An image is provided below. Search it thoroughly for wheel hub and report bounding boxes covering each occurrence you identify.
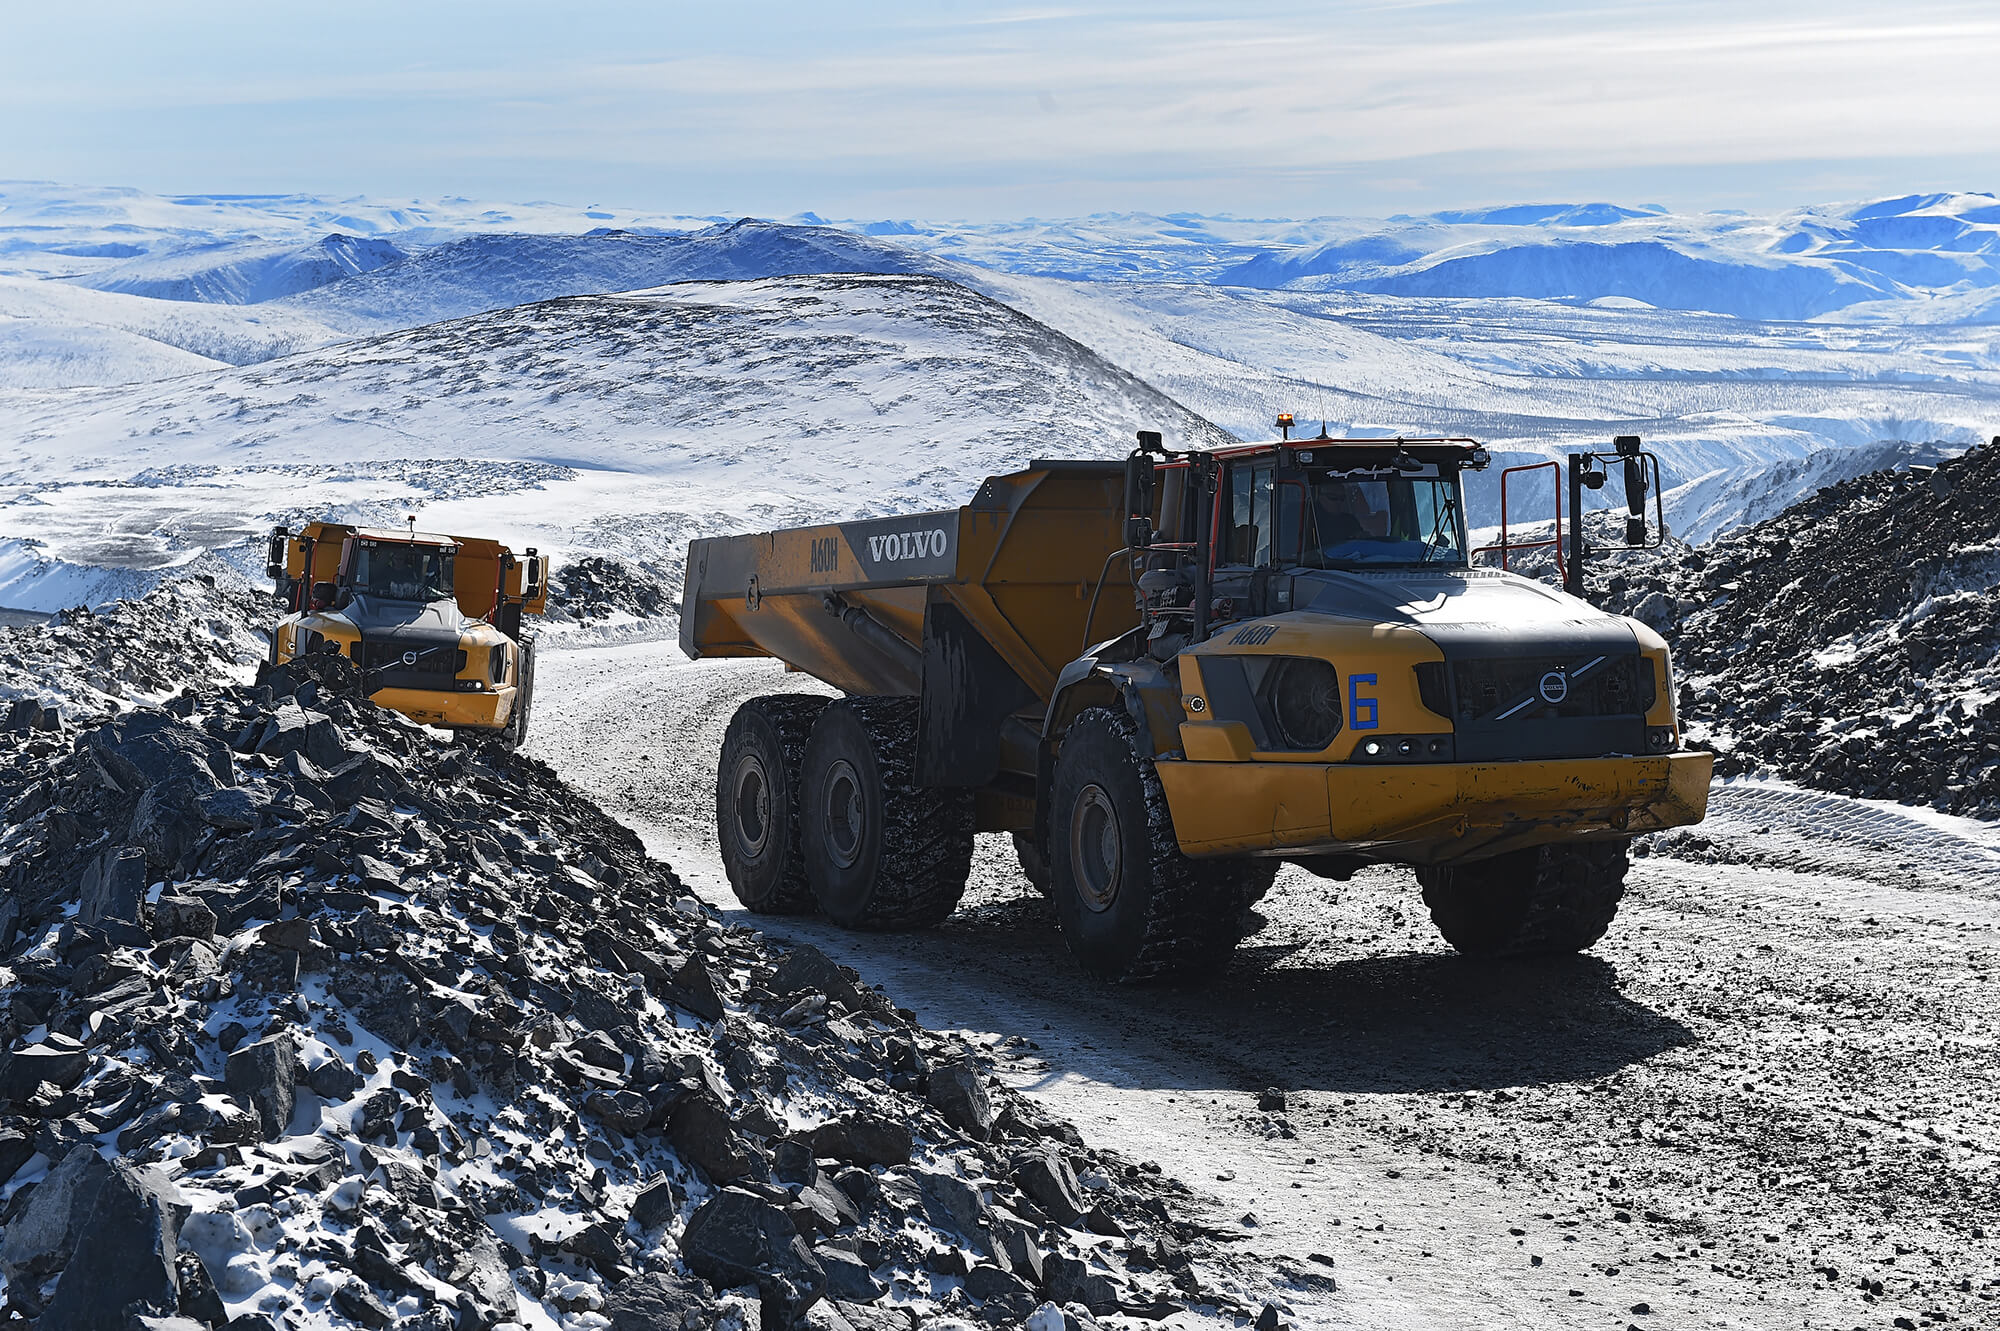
[823,758,865,870]
[731,754,771,856]
[1069,783,1123,913]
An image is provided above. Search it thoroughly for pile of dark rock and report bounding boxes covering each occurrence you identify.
[547,558,676,625]
[0,632,1249,1328]
[0,576,268,718]
[1539,441,2000,816]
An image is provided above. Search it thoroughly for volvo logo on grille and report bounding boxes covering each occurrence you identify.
[1538,670,1570,704]
[401,650,420,667]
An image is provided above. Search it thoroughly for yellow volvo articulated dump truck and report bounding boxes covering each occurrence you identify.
[267,521,548,744]
[681,432,1711,981]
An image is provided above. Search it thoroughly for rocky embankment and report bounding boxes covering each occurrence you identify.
[0,592,1256,1330]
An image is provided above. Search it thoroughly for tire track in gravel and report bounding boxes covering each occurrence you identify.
[534,643,2000,1330]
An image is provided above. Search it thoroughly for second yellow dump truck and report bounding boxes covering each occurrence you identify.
[681,432,1711,981]
[267,521,548,744]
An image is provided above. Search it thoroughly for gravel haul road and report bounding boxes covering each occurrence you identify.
[536,644,2000,1331]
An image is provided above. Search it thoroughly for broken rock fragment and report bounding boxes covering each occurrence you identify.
[683,1186,828,1327]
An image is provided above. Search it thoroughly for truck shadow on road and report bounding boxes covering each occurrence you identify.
[754,881,1697,1099]
[1186,942,1696,1095]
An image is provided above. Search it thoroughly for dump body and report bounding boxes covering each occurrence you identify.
[684,462,1136,793]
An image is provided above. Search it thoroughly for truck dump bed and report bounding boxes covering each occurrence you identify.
[682,462,1134,777]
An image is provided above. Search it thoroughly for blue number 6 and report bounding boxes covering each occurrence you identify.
[1348,673,1379,731]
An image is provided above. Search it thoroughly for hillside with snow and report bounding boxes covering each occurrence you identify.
[0,273,1227,610]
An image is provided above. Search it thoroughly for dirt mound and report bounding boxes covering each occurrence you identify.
[0,586,1252,1329]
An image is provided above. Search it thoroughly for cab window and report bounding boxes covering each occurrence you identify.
[1226,462,1273,565]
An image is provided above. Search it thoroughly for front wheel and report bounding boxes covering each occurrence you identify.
[1416,840,1630,957]
[502,640,537,749]
[1047,708,1257,983]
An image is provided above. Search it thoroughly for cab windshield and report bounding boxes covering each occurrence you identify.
[349,542,455,601]
[1286,473,1465,568]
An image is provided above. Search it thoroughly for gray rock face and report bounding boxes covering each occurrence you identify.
[198,786,260,831]
[1043,1254,1121,1315]
[224,1035,298,1140]
[0,1039,92,1105]
[815,1246,885,1304]
[152,894,217,942]
[37,1158,184,1330]
[603,1270,718,1331]
[926,1061,995,1140]
[809,1113,912,1167]
[131,776,208,870]
[79,843,148,927]
[683,1187,827,1328]
[671,1092,764,1184]
[1013,1149,1088,1224]
[0,1144,115,1282]
[772,944,864,1011]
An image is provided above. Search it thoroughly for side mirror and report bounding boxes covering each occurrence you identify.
[1623,455,1649,545]
[265,531,288,581]
[310,581,337,610]
[1123,453,1157,548]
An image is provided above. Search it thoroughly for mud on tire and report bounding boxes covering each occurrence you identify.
[1049,707,1263,983]
[1416,839,1630,957]
[800,697,974,930]
[717,694,829,914]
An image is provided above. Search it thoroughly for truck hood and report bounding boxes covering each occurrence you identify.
[342,595,468,636]
[1298,567,1638,654]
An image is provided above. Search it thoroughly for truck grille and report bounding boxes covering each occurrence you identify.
[1426,652,1656,762]
[1449,653,1654,723]
[358,640,466,687]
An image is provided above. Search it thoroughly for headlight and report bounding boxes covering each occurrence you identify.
[1260,657,1342,751]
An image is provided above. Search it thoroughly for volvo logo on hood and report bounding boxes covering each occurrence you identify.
[1538,670,1570,704]
[401,650,421,667]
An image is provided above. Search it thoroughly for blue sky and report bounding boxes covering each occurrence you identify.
[3,0,1996,218]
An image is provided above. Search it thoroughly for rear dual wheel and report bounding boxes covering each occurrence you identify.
[800,699,973,929]
[716,695,974,928]
[717,695,828,913]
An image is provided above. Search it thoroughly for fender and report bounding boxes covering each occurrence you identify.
[1037,655,1187,857]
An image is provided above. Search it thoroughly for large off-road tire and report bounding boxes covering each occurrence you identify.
[1048,707,1264,983]
[1013,831,1051,897]
[1416,840,1630,957]
[717,695,829,914]
[800,697,974,930]
[502,640,538,749]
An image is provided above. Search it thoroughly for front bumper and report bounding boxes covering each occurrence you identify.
[369,684,517,731]
[1154,750,1712,864]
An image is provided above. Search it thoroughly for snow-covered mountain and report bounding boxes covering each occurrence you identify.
[0,273,1227,609]
[5,179,2000,608]
[269,221,961,334]
[72,233,408,305]
[0,275,342,388]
